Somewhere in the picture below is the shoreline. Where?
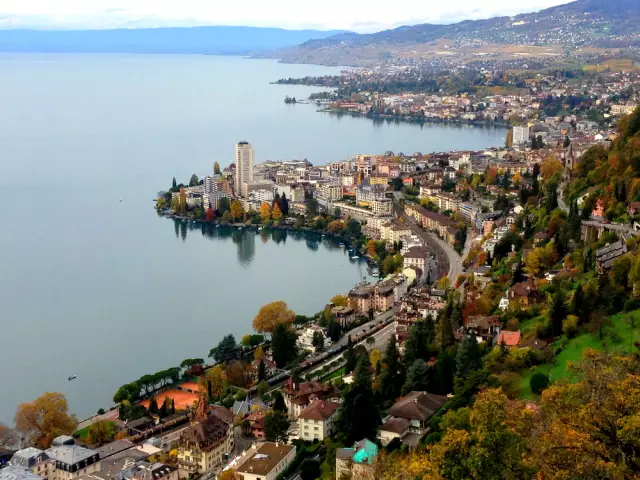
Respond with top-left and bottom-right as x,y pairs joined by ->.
318,108 -> 511,129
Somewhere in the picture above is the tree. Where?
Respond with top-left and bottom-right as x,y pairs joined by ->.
214,161 -> 221,174
15,392 -> 78,448
273,390 -> 287,413
257,359 -> 267,381
455,334 -> 481,378
271,323 -> 297,368
330,295 -> 349,307
300,458 -> 321,480
172,177 -> 177,189
548,289 -> 567,336
280,193 -> 289,215
378,336 -> 404,403
218,197 -> 231,215
205,207 -> 215,222
271,203 -> 283,220
253,301 -> 295,334
206,365 -> 227,398
403,359 -> 430,395
306,198 -> 319,216
404,320 -> 434,366
259,202 -> 271,222
149,397 -> 159,414
369,348 -> 382,369
217,470 -> 236,480
0,423 -> 18,449
336,356 -> 381,445
327,220 -> 343,233
210,334 -> 239,364
524,249 -> 542,277
264,411 -> 289,443
312,330 -> 325,352
225,361 -> 253,388
189,174 -> 199,187
86,420 -> 112,447
254,345 -> 265,361
230,200 -> 244,221
540,158 -> 563,181
529,372 -> 550,394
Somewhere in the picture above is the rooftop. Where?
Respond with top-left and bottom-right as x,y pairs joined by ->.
297,400 -> 340,422
235,442 -> 294,477
45,445 -> 98,466
388,391 -> 448,422
0,466 -> 42,480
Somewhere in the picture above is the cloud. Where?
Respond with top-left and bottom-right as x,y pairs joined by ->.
0,0 -> 573,32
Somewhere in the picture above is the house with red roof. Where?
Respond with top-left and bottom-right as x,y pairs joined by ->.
282,379 -> 336,419
297,399 -> 340,442
497,330 -> 521,347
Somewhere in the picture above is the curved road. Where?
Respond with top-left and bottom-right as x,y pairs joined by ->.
393,197 -> 463,282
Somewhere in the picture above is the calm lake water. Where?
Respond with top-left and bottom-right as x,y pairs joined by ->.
0,54 -> 505,422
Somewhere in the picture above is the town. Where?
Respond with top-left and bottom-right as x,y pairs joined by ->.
3,86 -> 640,480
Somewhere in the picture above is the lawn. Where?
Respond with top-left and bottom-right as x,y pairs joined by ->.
321,366 -> 346,383
74,421 -> 116,440
518,309 -> 640,399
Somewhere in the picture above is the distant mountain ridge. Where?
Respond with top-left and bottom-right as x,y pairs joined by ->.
283,0 -> 640,63
0,26 -> 349,55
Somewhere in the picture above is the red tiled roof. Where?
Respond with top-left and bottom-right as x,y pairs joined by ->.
497,330 -> 521,347
297,400 -> 340,422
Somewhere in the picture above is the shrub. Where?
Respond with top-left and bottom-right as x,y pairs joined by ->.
530,372 -> 550,394
562,315 -> 579,338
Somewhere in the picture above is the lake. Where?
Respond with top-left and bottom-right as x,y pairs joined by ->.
0,54 -> 506,422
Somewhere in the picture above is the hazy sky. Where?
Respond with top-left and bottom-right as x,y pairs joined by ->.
0,0 -> 573,32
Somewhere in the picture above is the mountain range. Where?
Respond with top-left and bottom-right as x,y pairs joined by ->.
270,0 -> 640,65
0,26 -> 347,55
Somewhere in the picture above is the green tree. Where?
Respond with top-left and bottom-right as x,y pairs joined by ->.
312,330 -> 325,352
172,177 -> 177,189
306,198 -> 319,216
300,459 -> 321,480
148,397 -> 158,414
264,411 -> 289,443
189,174 -> 199,187
214,161 -> 221,174
402,359 -> 430,395
271,324 -> 297,368
336,355 -> 381,445
404,320 -> 435,366
210,334 -> 239,364
272,390 -> 287,413
529,372 -> 550,394
455,334 -> 481,378
548,290 -> 567,336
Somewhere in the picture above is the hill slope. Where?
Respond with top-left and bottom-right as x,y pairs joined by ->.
0,26 -> 348,55
272,0 -> 640,65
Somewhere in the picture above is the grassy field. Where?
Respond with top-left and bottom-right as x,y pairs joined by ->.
321,366 -> 346,383
74,421 -> 116,441
518,309 -> 639,400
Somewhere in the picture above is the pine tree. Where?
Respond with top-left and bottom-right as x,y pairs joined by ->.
570,285 -> 584,321
280,193 -> 289,215
149,397 -> 159,414
258,359 -> 266,382
336,355 -> 381,445
273,391 -> 287,412
379,336 -> 404,402
402,359 -> 430,395
455,334 -> 481,378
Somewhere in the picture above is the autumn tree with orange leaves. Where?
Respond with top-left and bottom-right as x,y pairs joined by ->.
15,392 -> 77,448
252,301 -> 295,334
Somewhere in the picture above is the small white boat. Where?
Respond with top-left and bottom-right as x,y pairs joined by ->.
258,227 -> 263,231
351,255 -> 360,259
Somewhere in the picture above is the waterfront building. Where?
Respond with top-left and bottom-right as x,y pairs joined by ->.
380,222 -> 412,244
242,180 -> 274,199
513,125 -> 530,145
8,448 -> 49,478
0,467 -> 42,480
234,141 -> 254,197
297,400 -> 340,442
296,325 -> 332,354
234,442 -> 296,480
44,441 -> 101,480
403,247 -> 430,283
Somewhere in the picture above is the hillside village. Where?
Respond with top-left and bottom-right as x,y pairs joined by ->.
4,88 -> 640,480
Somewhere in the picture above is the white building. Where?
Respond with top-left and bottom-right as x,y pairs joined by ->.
512,126 -> 530,145
235,141 -> 254,197
235,443 -> 296,480
297,400 -> 340,442
297,326 -> 331,353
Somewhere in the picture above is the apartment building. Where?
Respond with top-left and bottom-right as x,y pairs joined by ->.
235,141 -> 254,197
297,400 -> 340,442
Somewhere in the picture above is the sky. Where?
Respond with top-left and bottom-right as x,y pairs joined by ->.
0,0 -> 574,32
